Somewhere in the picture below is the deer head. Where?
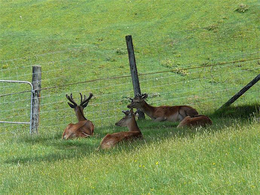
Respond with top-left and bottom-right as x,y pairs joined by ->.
115,108 -> 139,131
127,93 -> 148,109
66,93 -> 93,121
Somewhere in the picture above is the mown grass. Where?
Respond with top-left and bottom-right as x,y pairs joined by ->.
1,0 -> 260,194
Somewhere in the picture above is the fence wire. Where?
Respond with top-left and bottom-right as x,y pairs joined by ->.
0,59 -> 259,134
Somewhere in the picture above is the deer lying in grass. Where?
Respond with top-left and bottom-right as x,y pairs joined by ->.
62,93 -> 94,139
98,109 -> 143,150
127,93 -> 198,122
177,115 -> 213,128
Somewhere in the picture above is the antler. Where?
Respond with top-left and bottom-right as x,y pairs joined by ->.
122,110 -> 131,116
66,93 -> 78,108
80,93 -> 93,108
134,93 -> 148,99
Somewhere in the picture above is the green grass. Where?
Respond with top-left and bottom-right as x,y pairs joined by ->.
0,0 -> 260,194
1,119 -> 259,194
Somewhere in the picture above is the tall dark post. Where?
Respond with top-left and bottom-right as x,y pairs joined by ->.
125,35 -> 145,119
31,65 -> 41,133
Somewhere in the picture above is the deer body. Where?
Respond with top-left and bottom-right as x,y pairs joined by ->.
62,121 -> 94,139
98,109 -> 142,150
177,115 -> 213,128
128,94 -> 198,122
62,93 -> 94,140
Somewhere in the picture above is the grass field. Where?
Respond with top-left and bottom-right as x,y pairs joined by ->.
1,0 -> 260,194
1,117 -> 259,194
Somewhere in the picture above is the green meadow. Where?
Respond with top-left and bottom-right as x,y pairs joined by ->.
1,0 -> 260,194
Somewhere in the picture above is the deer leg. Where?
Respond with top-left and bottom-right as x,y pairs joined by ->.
177,110 -> 187,121
81,131 -> 91,137
154,117 -> 168,122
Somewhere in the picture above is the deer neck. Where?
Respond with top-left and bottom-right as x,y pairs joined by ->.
75,107 -> 87,121
140,101 -> 156,118
127,117 -> 141,132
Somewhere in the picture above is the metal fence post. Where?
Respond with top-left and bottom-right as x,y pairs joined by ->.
218,74 -> 260,110
125,35 -> 145,119
31,65 -> 41,134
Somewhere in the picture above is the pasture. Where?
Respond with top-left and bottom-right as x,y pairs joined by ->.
1,0 -> 260,194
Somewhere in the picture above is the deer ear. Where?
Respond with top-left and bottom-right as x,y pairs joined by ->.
142,93 -> 148,99
122,110 -> 128,115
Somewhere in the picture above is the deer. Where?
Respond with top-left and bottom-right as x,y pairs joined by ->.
177,115 -> 213,128
127,93 -> 199,122
62,93 -> 94,140
98,108 -> 143,150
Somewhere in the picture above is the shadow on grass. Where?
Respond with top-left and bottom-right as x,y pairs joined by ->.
213,104 -> 259,119
4,131 -> 99,164
4,104 -> 259,165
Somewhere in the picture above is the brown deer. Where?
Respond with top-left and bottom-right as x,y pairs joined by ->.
98,108 -> 143,150
62,93 -> 94,139
177,115 -> 213,128
127,93 -> 199,122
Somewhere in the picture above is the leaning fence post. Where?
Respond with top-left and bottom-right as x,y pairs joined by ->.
125,35 -> 145,119
31,65 -> 41,134
218,74 -> 260,110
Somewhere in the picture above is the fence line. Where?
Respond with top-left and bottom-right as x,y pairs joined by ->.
1,63 -> 258,134
1,57 -> 258,99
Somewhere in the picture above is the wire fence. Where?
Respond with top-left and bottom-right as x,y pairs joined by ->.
0,57 -> 259,135
1,10 -> 260,134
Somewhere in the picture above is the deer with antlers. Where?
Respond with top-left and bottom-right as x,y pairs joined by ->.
127,93 -> 199,122
98,108 -> 143,150
62,93 -> 94,139
177,115 -> 213,128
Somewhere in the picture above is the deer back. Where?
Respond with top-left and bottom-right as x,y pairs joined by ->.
128,93 -> 199,122
99,131 -> 142,150
177,115 -> 213,128
62,120 -> 92,139
79,120 -> 94,135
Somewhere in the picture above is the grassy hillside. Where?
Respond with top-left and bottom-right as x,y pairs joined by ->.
1,0 -> 259,76
0,0 -> 260,194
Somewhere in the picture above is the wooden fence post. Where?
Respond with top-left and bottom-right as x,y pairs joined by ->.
31,65 -> 41,134
125,35 -> 145,119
